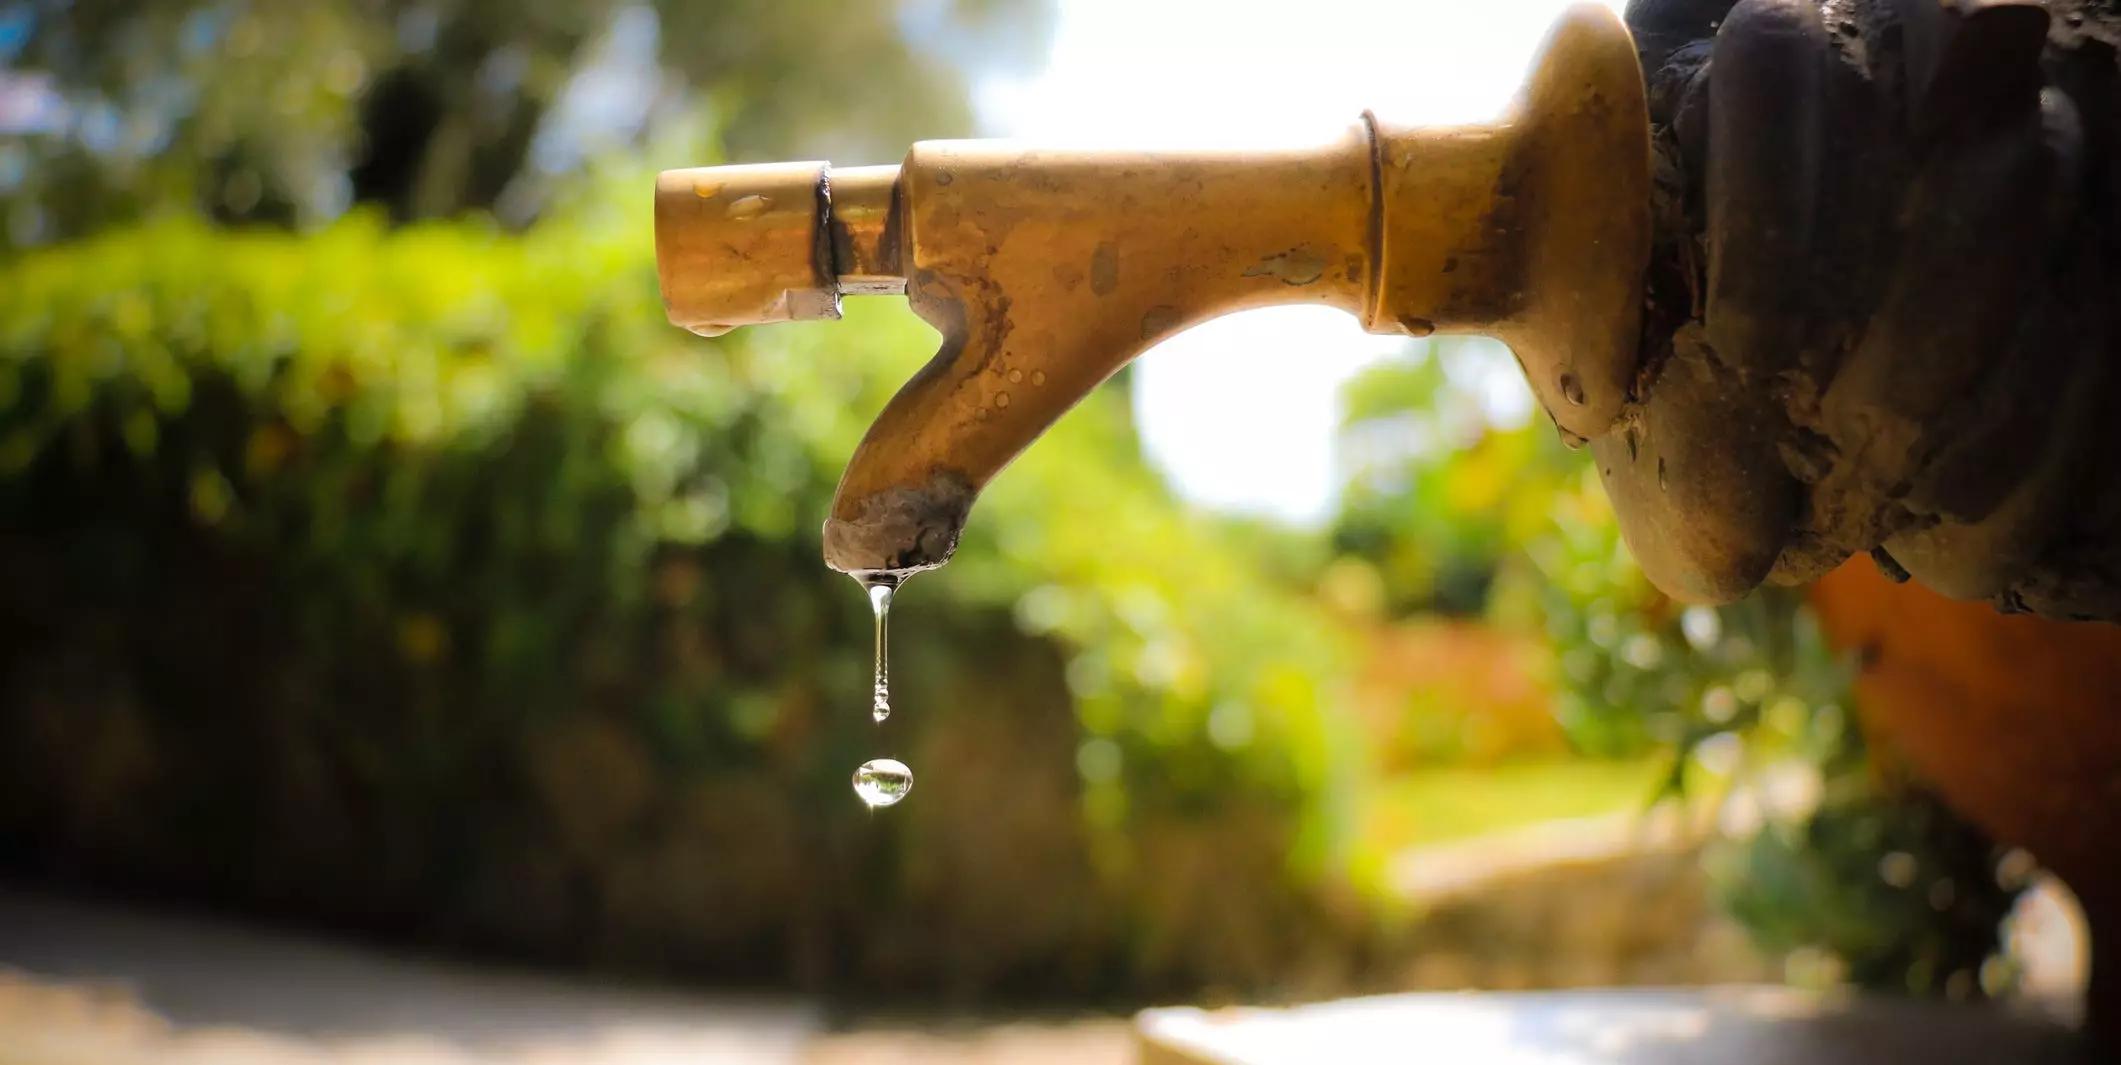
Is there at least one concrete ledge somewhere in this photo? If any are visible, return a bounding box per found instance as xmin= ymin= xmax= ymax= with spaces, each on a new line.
xmin=1135 ymin=986 xmax=2081 ymax=1065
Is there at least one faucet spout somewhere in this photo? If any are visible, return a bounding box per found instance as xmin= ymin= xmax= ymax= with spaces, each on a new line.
xmin=653 ymin=3 xmax=1651 ymax=578
xmin=825 ymin=129 xmax=1380 ymax=575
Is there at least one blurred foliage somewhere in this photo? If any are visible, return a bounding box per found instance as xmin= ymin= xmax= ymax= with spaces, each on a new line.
xmin=0 ymin=209 xmax=1378 ymax=1000
xmin=1331 ymin=339 xmax=2026 ymax=999
xmin=1333 ymin=340 xmax=1578 ymax=618
xmin=1361 ymin=760 xmax=1660 ymax=852
xmin=0 ymin=0 xmax=1407 ymax=1006
xmin=1332 ymin=340 xmax=1852 ymax=760
xmin=1713 ymin=736 xmax=2026 ymax=1001
xmin=0 ymin=0 xmax=1051 ymax=238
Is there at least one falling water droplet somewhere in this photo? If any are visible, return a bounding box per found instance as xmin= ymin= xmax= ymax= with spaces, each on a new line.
xmin=852 ymin=755 xmax=912 ymax=806
xmin=853 ymin=573 xmax=913 ymax=808
xmin=864 ymin=576 xmax=896 ymax=722
xmin=853 ymin=758 xmax=914 ymax=807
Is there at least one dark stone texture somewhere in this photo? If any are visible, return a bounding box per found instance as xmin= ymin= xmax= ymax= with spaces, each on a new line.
xmin=1617 ymin=0 xmax=2121 ymax=621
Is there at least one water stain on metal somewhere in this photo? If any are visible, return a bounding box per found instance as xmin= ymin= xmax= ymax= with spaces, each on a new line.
xmin=1090 ymin=243 xmax=1119 ymax=296
xmin=1140 ymin=305 xmax=1181 ymax=339
xmin=1243 ymin=248 xmax=1327 ymax=286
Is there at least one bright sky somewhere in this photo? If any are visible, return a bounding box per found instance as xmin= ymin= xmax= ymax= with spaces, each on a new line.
xmin=978 ymin=0 xmax=1624 ymax=525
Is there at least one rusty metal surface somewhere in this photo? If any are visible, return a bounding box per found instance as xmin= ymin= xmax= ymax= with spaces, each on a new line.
xmin=654 ymin=161 xmax=839 ymax=336
xmin=826 ymin=164 xmax=904 ymax=296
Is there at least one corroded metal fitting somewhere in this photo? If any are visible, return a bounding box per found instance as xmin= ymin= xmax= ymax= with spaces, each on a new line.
xmin=654 ymin=162 xmax=903 ymax=336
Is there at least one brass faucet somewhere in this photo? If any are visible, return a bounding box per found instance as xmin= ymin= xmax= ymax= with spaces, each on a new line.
xmin=655 ymin=3 xmax=1649 ymax=581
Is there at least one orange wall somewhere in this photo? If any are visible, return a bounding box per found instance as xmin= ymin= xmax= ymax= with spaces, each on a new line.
xmin=1809 ymin=560 xmax=2121 ymax=917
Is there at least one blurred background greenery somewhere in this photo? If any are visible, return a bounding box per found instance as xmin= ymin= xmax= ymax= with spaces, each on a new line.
xmin=0 ymin=0 xmax=2038 ymax=1020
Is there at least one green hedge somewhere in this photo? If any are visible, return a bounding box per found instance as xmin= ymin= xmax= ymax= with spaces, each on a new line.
xmin=0 ymin=215 xmax=1380 ymax=1001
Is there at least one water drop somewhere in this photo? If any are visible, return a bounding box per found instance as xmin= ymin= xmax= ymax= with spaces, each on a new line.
xmin=1559 ymin=372 xmax=1586 ymax=406
xmin=1031 ymin=370 xmax=1047 ymax=386
xmin=854 ymin=758 xmax=914 ymax=807
xmin=864 ymin=576 xmax=896 ymax=722
xmin=726 ymin=194 xmax=770 ymax=219
xmin=995 ymin=391 xmax=1011 ymax=409
xmin=1008 ymin=368 xmax=1023 ymax=383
